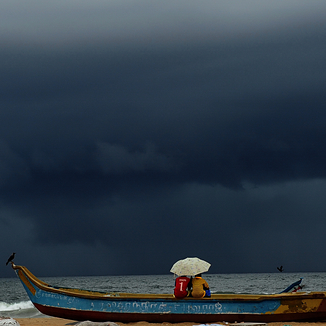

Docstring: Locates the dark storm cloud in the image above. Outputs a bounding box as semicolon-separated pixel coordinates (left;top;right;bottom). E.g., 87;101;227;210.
1;1;326;277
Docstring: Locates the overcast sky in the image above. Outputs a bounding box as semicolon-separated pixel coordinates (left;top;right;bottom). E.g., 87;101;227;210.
1;1;326;278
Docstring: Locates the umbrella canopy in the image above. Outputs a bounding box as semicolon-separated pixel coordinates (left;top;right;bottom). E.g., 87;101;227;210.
170;257;211;276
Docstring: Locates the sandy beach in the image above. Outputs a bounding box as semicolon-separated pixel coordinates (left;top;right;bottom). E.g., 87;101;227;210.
12;320;200;326
12;319;326;326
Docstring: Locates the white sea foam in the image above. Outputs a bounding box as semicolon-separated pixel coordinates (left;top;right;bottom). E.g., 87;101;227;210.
0;301;42;318
0;301;33;312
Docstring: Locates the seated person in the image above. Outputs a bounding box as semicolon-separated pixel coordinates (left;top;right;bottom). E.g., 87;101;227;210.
191;274;210;298
174;275;192;299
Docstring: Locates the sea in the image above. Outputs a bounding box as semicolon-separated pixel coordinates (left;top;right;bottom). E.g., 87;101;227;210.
1;272;326;319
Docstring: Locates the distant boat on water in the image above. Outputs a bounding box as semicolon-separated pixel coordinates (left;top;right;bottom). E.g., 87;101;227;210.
10;262;326;323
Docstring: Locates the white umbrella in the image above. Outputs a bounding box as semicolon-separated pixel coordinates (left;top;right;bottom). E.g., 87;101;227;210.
170;257;211;276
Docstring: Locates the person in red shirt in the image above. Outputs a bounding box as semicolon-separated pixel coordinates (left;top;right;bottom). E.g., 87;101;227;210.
174;275;192;299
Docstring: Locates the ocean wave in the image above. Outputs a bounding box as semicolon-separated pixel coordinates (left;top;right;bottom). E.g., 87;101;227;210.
0;301;44;318
0;301;32;312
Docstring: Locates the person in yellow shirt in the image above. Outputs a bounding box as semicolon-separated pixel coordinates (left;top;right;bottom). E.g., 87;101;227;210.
191;274;211;298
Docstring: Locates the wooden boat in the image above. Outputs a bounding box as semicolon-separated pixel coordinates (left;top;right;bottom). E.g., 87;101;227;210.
11;263;326;323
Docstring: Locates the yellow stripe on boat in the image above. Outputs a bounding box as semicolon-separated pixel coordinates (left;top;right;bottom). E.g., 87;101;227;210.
18;269;36;296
